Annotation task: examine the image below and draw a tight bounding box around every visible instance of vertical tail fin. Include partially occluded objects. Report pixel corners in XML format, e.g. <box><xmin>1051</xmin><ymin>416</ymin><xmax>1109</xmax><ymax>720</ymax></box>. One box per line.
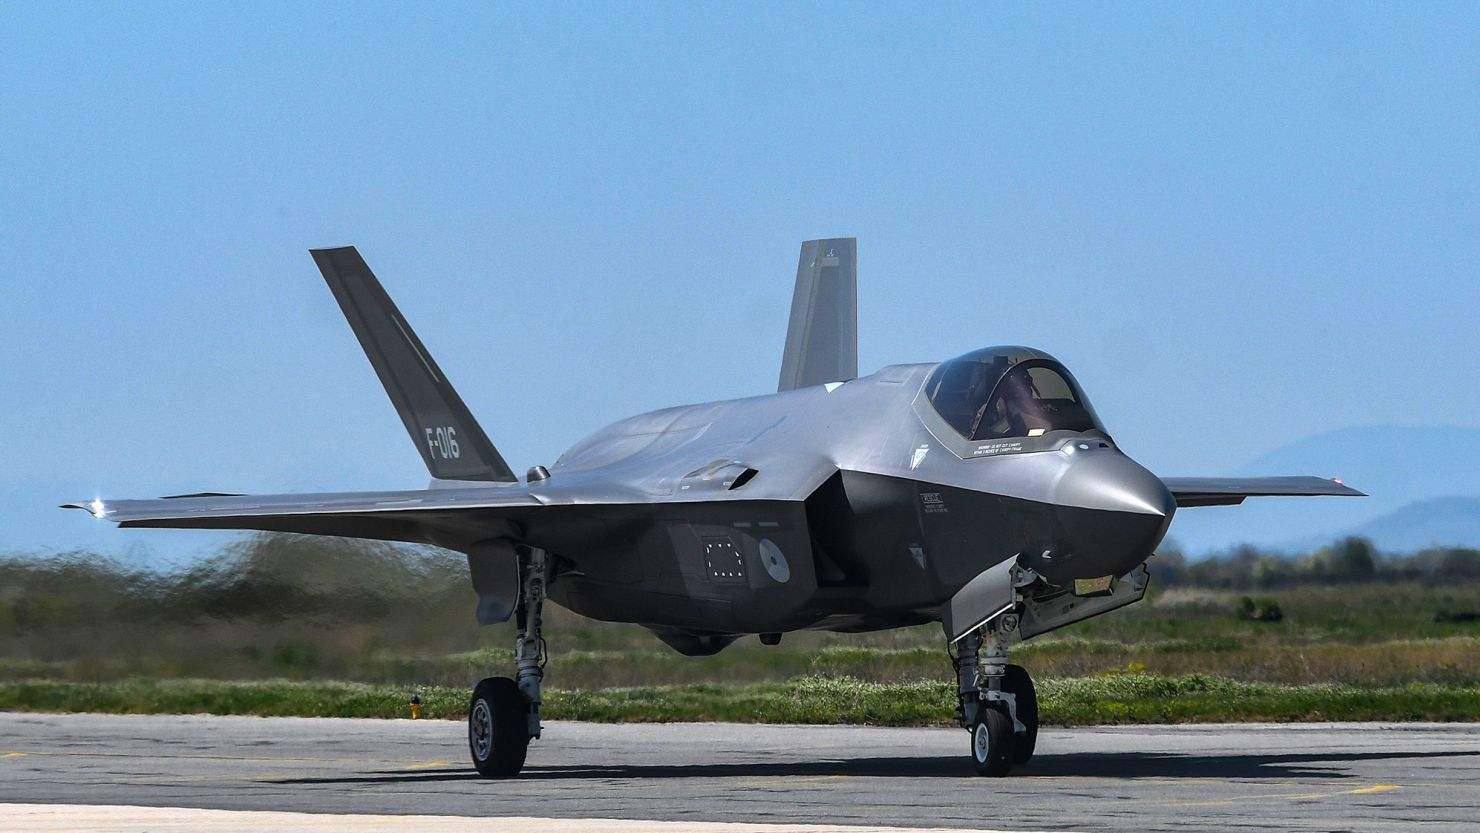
<box><xmin>778</xmin><ymin>238</ymin><xmax>857</xmax><ymax>392</ymax></box>
<box><xmin>310</xmin><ymin>247</ymin><xmax>517</xmax><ymax>483</ymax></box>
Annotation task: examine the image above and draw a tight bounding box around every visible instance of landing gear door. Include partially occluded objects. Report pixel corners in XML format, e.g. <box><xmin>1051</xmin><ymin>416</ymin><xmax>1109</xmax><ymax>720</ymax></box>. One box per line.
<box><xmin>467</xmin><ymin>539</ymin><xmax>520</xmax><ymax>625</ymax></box>
<box><xmin>1019</xmin><ymin>563</ymin><xmax>1150</xmax><ymax>640</ymax></box>
<box><xmin>942</xmin><ymin>557</ymin><xmax>1018</xmax><ymax>643</ymax></box>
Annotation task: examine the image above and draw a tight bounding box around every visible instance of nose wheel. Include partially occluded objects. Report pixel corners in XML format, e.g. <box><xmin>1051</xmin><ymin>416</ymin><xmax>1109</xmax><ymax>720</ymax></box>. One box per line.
<box><xmin>970</xmin><ymin>707</ymin><xmax>1014</xmax><ymax>776</ymax></box>
<box><xmin>953</xmin><ymin>615</ymin><xmax>1038</xmax><ymax>776</ymax></box>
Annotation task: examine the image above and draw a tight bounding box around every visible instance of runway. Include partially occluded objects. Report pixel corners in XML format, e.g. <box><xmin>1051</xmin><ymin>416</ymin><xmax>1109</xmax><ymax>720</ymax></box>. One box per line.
<box><xmin>2</xmin><ymin>713</ymin><xmax>1478</xmax><ymax>831</ymax></box>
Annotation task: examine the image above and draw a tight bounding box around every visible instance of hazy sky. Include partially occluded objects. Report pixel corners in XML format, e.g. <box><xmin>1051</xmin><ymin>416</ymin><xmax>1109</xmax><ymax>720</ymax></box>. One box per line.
<box><xmin>3</xmin><ymin>3</ymin><xmax>1478</xmax><ymax>560</ymax></box>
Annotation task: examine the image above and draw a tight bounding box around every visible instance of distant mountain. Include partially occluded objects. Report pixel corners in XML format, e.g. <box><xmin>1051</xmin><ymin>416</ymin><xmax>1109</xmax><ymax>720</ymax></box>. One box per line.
<box><xmin>1342</xmin><ymin>497</ymin><xmax>1480</xmax><ymax>554</ymax></box>
<box><xmin>1165</xmin><ymin>425</ymin><xmax>1480</xmax><ymax>555</ymax></box>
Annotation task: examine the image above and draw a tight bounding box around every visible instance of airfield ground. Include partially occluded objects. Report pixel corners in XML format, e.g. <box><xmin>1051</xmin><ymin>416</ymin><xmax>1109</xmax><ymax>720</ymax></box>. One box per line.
<box><xmin>6</xmin><ymin>673</ymin><xmax>1480</xmax><ymax>725</ymax></box>
<box><xmin>3</xmin><ymin>712</ymin><xmax>1477</xmax><ymax>832</ymax></box>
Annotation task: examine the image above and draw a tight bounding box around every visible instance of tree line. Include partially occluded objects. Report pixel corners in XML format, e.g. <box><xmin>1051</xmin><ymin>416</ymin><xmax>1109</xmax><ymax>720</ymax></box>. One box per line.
<box><xmin>1153</xmin><ymin>537</ymin><xmax>1480</xmax><ymax>591</ymax></box>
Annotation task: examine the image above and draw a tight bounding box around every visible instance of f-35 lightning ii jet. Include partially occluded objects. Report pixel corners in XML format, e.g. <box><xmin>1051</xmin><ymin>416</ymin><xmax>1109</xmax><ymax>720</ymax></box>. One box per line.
<box><xmin>68</xmin><ymin>239</ymin><xmax>1361</xmax><ymax>776</ymax></box>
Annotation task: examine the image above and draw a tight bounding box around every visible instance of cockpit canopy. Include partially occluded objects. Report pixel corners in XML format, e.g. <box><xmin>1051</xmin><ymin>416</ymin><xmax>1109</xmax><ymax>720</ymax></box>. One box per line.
<box><xmin>924</xmin><ymin>346</ymin><xmax>1105</xmax><ymax>442</ymax></box>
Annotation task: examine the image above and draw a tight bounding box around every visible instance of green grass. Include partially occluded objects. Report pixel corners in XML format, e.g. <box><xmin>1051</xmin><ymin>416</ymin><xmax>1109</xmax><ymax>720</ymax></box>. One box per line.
<box><xmin>5</xmin><ymin>674</ymin><xmax>1480</xmax><ymax>725</ymax></box>
<box><xmin>0</xmin><ymin>678</ymin><xmax>465</xmax><ymax>720</ymax></box>
<box><xmin>7</xmin><ymin>538</ymin><xmax>1480</xmax><ymax>728</ymax></box>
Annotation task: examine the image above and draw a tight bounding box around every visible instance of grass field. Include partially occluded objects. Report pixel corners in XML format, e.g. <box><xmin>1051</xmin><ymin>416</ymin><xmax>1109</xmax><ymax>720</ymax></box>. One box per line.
<box><xmin>11</xmin><ymin>583</ymin><xmax>1480</xmax><ymax>689</ymax></box>
<box><xmin>6</xmin><ymin>674</ymin><xmax>1479</xmax><ymax>725</ymax></box>
<box><xmin>5</xmin><ymin>535</ymin><xmax>1480</xmax><ymax>724</ymax></box>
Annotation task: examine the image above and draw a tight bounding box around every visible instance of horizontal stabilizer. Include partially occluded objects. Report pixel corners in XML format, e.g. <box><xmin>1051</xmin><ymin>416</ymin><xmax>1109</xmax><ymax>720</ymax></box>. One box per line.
<box><xmin>778</xmin><ymin>238</ymin><xmax>857</xmax><ymax>392</ymax></box>
<box><xmin>1161</xmin><ymin>476</ymin><xmax>1364</xmax><ymax>508</ymax></box>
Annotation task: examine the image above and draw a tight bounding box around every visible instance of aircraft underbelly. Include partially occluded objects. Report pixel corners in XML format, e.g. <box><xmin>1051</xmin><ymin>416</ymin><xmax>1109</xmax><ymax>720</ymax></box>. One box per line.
<box><xmin>532</xmin><ymin>476</ymin><xmax>999</xmax><ymax>634</ymax></box>
<box><xmin>544</xmin><ymin>501</ymin><xmax>822</xmax><ymax>633</ymax></box>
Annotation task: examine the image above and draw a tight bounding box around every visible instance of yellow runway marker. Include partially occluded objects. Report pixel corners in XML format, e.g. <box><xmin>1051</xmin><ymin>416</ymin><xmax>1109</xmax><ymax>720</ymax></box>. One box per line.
<box><xmin>0</xmin><ymin>752</ymin><xmax>25</xmax><ymax>759</ymax></box>
<box><xmin>404</xmin><ymin>760</ymin><xmax>453</xmax><ymax>770</ymax></box>
<box><xmin>1165</xmin><ymin>784</ymin><xmax>1401</xmax><ymax>808</ymax></box>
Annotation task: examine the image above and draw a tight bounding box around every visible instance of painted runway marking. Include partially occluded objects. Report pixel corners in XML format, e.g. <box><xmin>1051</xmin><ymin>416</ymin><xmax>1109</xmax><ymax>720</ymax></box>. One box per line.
<box><xmin>0</xmin><ymin>804</ymin><xmax>1085</xmax><ymax>833</ymax></box>
<box><xmin>6</xmin><ymin>748</ymin><xmax>405</xmax><ymax>765</ymax></box>
<box><xmin>1163</xmin><ymin>784</ymin><xmax>1403</xmax><ymax>807</ymax></box>
<box><xmin>739</xmin><ymin>774</ymin><xmax>849</xmax><ymax>786</ymax></box>
<box><xmin>404</xmin><ymin>760</ymin><xmax>454</xmax><ymax>770</ymax></box>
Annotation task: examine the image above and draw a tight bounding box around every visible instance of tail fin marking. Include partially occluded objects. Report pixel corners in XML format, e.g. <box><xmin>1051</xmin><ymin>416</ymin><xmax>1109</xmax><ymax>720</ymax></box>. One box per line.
<box><xmin>778</xmin><ymin>238</ymin><xmax>857</xmax><ymax>392</ymax></box>
<box><xmin>310</xmin><ymin>246</ymin><xmax>517</xmax><ymax>483</ymax></box>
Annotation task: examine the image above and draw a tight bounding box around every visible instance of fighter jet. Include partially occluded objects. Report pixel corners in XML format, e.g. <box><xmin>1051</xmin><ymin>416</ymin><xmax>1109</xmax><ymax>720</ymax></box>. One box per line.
<box><xmin>67</xmin><ymin>240</ymin><xmax>1361</xmax><ymax>776</ymax></box>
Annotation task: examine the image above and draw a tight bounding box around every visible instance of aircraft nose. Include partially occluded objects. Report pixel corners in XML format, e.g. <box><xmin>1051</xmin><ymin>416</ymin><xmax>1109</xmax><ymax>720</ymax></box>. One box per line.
<box><xmin>1023</xmin><ymin>445</ymin><xmax>1175</xmax><ymax>583</ymax></box>
<box><xmin>1053</xmin><ymin>444</ymin><xmax>1177</xmax><ymax>519</ymax></box>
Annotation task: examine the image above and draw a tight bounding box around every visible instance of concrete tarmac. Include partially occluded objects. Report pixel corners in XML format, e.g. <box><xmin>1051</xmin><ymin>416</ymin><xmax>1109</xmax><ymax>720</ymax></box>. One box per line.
<box><xmin>2</xmin><ymin>712</ymin><xmax>1478</xmax><ymax>831</ymax></box>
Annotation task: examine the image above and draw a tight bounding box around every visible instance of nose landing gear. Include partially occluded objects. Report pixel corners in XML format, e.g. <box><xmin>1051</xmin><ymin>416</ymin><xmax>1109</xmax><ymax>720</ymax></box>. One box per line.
<box><xmin>970</xmin><ymin>707</ymin><xmax>1014</xmax><ymax>776</ymax></box>
<box><xmin>469</xmin><ymin>545</ymin><xmax>549</xmax><ymax>778</ymax></box>
<box><xmin>946</xmin><ymin>560</ymin><xmax>1152</xmax><ymax>776</ymax></box>
<box><xmin>953</xmin><ymin>613</ymin><xmax>1038</xmax><ymax>777</ymax></box>
<box><xmin>1003</xmin><ymin>662</ymin><xmax>1038</xmax><ymax>765</ymax></box>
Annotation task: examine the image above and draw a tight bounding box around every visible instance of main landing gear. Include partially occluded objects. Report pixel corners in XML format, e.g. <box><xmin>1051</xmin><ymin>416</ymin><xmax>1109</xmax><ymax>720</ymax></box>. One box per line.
<box><xmin>953</xmin><ymin>613</ymin><xmax>1038</xmax><ymax>777</ymax></box>
<box><xmin>469</xmin><ymin>546</ymin><xmax>548</xmax><ymax>778</ymax></box>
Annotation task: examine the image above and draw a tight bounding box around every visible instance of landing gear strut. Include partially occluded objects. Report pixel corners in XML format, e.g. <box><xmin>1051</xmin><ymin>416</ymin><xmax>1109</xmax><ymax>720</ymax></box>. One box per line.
<box><xmin>469</xmin><ymin>545</ymin><xmax>548</xmax><ymax>778</ymax></box>
<box><xmin>953</xmin><ymin>613</ymin><xmax>1037</xmax><ymax>777</ymax></box>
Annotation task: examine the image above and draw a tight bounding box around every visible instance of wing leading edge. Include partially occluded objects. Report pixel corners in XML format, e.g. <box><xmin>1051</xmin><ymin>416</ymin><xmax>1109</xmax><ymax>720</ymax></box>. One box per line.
<box><xmin>61</xmin><ymin>487</ymin><xmax>545</xmax><ymax>545</ymax></box>
<box><xmin>60</xmin><ymin>457</ymin><xmax>830</xmax><ymax>548</ymax></box>
<box><xmin>1161</xmin><ymin>476</ymin><xmax>1364</xmax><ymax>508</ymax></box>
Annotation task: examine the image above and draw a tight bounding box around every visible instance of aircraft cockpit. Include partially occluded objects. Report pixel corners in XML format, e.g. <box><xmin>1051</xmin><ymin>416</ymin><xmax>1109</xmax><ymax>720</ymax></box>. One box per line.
<box><xmin>921</xmin><ymin>347</ymin><xmax>1106</xmax><ymax>446</ymax></box>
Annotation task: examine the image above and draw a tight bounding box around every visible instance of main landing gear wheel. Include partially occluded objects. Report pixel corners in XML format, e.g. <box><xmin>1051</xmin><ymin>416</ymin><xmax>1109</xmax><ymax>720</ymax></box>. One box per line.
<box><xmin>469</xmin><ymin>676</ymin><xmax>529</xmax><ymax>777</ymax></box>
<box><xmin>970</xmin><ymin>707</ymin><xmax>1014</xmax><ymax>777</ymax></box>
<box><xmin>1003</xmin><ymin>664</ymin><xmax>1038</xmax><ymax>765</ymax></box>
<box><xmin>468</xmin><ymin>544</ymin><xmax>550</xmax><ymax>779</ymax></box>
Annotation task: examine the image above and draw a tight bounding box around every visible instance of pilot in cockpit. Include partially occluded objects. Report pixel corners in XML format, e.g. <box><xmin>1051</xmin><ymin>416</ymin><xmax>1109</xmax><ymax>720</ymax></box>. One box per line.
<box><xmin>925</xmin><ymin>347</ymin><xmax>1105</xmax><ymax>443</ymax></box>
<box><xmin>974</xmin><ymin>367</ymin><xmax>1036</xmax><ymax>439</ymax></box>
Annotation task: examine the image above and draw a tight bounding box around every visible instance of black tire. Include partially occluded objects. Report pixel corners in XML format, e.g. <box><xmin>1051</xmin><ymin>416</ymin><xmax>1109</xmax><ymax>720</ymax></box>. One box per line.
<box><xmin>1003</xmin><ymin>664</ymin><xmax>1038</xmax><ymax>765</ymax></box>
<box><xmin>969</xmin><ymin>707</ymin><xmax>1014</xmax><ymax>777</ymax></box>
<box><xmin>468</xmin><ymin>676</ymin><xmax>529</xmax><ymax>778</ymax></box>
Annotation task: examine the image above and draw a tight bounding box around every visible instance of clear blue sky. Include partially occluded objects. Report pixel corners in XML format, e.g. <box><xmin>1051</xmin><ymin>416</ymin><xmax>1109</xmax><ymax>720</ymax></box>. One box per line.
<box><xmin>2</xmin><ymin>3</ymin><xmax>1478</xmax><ymax>562</ymax></box>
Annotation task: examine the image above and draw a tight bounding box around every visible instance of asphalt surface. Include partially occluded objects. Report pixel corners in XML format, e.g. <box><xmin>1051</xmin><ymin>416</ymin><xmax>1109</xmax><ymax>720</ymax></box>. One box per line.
<box><xmin>2</xmin><ymin>712</ymin><xmax>1479</xmax><ymax>831</ymax></box>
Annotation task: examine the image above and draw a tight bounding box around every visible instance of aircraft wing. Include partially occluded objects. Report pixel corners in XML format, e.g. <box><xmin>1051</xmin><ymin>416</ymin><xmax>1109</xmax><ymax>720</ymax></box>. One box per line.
<box><xmin>62</xmin><ymin>486</ymin><xmax>554</xmax><ymax>543</ymax></box>
<box><xmin>62</xmin><ymin>466</ymin><xmax>812</xmax><ymax>551</ymax></box>
<box><xmin>1160</xmin><ymin>476</ymin><xmax>1364</xmax><ymax>508</ymax></box>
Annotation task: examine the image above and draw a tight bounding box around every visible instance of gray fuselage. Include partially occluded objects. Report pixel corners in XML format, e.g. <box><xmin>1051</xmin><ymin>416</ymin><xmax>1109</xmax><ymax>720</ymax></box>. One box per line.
<box><xmin>522</xmin><ymin>354</ymin><xmax>1174</xmax><ymax>650</ymax></box>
